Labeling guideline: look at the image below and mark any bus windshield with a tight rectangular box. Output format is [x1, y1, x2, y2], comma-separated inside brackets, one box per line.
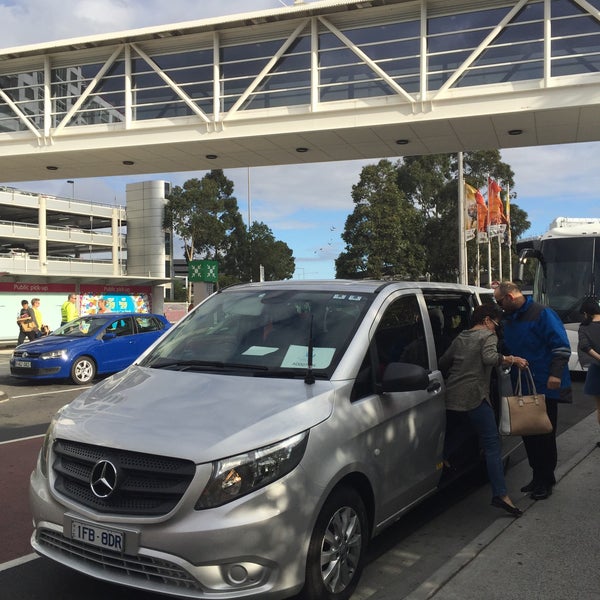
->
[534, 237, 599, 322]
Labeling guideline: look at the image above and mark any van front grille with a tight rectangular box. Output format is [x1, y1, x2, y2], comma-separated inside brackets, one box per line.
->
[52, 439, 195, 516]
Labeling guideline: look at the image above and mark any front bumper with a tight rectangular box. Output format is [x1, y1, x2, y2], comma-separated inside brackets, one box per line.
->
[10, 358, 65, 379]
[29, 456, 315, 599]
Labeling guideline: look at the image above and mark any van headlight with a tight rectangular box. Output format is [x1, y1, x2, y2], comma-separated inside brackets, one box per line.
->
[195, 431, 309, 509]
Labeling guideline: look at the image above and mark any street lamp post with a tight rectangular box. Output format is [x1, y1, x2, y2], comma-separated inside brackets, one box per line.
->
[67, 180, 74, 199]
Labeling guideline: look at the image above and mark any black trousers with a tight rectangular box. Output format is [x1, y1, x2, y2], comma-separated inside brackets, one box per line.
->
[522, 397, 559, 486]
[17, 329, 36, 344]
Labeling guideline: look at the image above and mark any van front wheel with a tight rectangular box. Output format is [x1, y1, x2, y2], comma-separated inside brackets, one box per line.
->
[301, 486, 368, 600]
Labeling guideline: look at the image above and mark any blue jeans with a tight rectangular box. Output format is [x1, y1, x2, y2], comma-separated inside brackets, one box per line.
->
[466, 400, 507, 498]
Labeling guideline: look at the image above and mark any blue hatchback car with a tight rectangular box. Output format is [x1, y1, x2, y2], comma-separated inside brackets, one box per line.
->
[10, 312, 170, 385]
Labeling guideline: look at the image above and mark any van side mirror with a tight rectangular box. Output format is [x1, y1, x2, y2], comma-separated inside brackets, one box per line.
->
[380, 362, 429, 392]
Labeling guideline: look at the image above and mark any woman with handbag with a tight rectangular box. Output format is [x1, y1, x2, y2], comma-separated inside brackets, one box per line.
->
[439, 303, 528, 517]
[16, 299, 37, 344]
[577, 298, 600, 448]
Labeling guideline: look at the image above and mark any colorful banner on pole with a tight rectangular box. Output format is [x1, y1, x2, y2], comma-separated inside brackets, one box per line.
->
[464, 182, 489, 243]
[464, 183, 478, 241]
[487, 177, 507, 238]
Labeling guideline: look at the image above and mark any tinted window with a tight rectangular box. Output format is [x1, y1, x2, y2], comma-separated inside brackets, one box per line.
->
[380, 295, 428, 369]
[135, 315, 162, 332]
[107, 317, 134, 337]
[536, 237, 598, 320]
[351, 294, 424, 402]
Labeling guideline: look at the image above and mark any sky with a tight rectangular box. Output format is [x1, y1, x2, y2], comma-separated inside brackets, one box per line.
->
[2, 0, 600, 280]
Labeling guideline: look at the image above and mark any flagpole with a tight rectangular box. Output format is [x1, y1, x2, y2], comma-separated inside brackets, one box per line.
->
[477, 242, 481, 286]
[498, 234, 503, 281]
[458, 152, 467, 284]
[507, 183, 512, 281]
[487, 176, 492, 286]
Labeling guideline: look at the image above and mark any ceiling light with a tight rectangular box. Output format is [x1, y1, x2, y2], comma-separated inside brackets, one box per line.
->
[205, 154, 218, 159]
[296, 147, 308, 153]
[46, 165, 58, 170]
[122, 160, 135, 165]
[395, 139, 410, 145]
[508, 129, 523, 136]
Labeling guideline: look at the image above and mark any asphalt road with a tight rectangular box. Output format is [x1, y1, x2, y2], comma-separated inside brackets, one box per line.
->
[0, 347, 594, 600]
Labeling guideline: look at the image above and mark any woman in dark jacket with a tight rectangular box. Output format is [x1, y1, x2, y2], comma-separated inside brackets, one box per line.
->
[577, 298, 600, 447]
[439, 303, 528, 517]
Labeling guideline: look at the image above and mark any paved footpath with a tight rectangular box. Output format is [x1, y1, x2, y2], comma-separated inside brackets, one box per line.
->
[403, 412, 600, 600]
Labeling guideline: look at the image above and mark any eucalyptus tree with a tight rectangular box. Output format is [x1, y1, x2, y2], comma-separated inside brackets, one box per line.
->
[164, 170, 294, 286]
[335, 159, 426, 279]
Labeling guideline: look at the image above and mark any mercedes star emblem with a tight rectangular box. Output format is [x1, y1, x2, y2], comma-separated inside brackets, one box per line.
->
[90, 460, 118, 498]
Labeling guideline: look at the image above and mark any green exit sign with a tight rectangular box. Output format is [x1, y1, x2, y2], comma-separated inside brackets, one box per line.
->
[188, 260, 218, 282]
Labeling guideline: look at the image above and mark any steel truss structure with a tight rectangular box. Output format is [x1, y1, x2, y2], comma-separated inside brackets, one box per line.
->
[1, 0, 600, 180]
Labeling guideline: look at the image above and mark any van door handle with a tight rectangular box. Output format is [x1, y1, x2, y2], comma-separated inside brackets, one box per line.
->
[427, 381, 441, 393]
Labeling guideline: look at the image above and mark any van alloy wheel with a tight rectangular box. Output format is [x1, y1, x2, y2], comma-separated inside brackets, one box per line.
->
[301, 486, 368, 600]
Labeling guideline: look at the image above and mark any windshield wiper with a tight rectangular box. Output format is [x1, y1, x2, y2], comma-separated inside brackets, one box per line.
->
[147, 359, 269, 372]
[255, 369, 328, 380]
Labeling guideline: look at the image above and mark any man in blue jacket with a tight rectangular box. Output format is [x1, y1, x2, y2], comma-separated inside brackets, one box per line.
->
[494, 281, 572, 500]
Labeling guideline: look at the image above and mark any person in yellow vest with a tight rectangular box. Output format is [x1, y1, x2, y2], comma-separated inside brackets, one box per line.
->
[61, 293, 78, 326]
[30, 297, 50, 337]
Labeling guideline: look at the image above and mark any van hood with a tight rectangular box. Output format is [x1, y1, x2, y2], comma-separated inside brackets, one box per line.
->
[55, 365, 336, 463]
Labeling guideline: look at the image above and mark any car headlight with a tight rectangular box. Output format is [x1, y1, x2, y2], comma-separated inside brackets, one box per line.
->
[40, 349, 67, 360]
[195, 431, 309, 510]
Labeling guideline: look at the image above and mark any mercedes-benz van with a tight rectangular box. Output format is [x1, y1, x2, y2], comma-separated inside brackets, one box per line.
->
[30, 280, 515, 600]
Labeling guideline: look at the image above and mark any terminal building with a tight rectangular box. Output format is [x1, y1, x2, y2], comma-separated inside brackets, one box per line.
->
[0, 181, 173, 343]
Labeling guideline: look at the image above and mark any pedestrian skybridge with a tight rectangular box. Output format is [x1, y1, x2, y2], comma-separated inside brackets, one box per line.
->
[1, 0, 600, 182]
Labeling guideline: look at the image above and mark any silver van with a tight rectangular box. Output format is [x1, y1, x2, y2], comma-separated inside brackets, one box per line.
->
[30, 280, 514, 600]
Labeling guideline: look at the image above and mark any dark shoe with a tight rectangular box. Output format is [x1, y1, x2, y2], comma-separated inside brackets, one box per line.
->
[520, 480, 534, 493]
[522, 476, 555, 493]
[530, 485, 553, 500]
[491, 496, 523, 517]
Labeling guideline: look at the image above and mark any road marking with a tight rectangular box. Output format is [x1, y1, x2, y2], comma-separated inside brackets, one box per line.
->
[0, 434, 44, 446]
[9, 386, 91, 399]
[0, 553, 39, 572]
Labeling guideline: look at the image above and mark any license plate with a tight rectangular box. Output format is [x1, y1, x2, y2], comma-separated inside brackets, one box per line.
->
[15, 360, 31, 368]
[71, 520, 125, 551]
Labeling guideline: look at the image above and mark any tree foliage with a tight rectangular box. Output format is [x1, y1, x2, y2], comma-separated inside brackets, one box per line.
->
[335, 159, 426, 279]
[336, 152, 531, 284]
[164, 170, 295, 286]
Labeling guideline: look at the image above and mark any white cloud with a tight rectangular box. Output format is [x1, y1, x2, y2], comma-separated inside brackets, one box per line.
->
[503, 142, 600, 236]
[0, 1, 306, 48]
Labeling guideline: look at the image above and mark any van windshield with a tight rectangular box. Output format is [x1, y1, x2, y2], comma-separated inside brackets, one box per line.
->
[140, 288, 373, 378]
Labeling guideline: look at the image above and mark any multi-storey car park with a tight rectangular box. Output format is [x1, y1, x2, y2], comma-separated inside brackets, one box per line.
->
[0, 181, 172, 343]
